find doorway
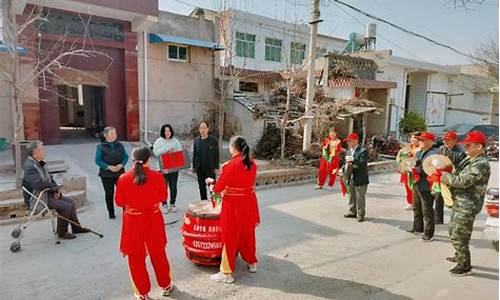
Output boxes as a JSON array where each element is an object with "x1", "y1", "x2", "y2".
[{"x1": 58, "y1": 85, "x2": 105, "y2": 142}]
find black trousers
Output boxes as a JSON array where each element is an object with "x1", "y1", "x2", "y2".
[
  {"x1": 163, "y1": 172, "x2": 179, "y2": 205},
  {"x1": 434, "y1": 193, "x2": 444, "y2": 224},
  {"x1": 100, "y1": 177, "x2": 119, "y2": 216},
  {"x1": 413, "y1": 189, "x2": 435, "y2": 237},
  {"x1": 196, "y1": 168, "x2": 216, "y2": 201},
  {"x1": 47, "y1": 196, "x2": 80, "y2": 236}
]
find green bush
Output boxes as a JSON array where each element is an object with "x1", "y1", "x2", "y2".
[{"x1": 398, "y1": 112, "x2": 427, "y2": 135}]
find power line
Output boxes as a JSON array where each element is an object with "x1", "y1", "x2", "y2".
[
  {"x1": 328, "y1": 0, "x2": 495, "y2": 64},
  {"x1": 330, "y1": 2, "x2": 426, "y2": 61}
]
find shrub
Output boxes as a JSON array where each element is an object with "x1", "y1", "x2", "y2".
[{"x1": 398, "y1": 112, "x2": 427, "y2": 136}]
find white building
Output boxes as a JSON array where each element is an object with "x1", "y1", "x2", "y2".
[
  {"x1": 190, "y1": 7, "x2": 347, "y2": 93},
  {"x1": 353, "y1": 50, "x2": 498, "y2": 134}
]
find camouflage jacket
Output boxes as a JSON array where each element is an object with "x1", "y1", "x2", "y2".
[{"x1": 441, "y1": 154, "x2": 491, "y2": 215}]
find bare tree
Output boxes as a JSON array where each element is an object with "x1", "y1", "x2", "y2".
[
  {"x1": 1, "y1": 1, "x2": 113, "y2": 185},
  {"x1": 212, "y1": 1, "x2": 245, "y2": 159},
  {"x1": 473, "y1": 38, "x2": 499, "y2": 83},
  {"x1": 445, "y1": 0, "x2": 487, "y2": 9}
]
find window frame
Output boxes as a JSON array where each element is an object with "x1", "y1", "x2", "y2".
[
  {"x1": 167, "y1": 44, "x2": 189, "y2": 62},
  {"x1": 290, "y1": 41, "x2": 306, "y2": 65},
  {"x1": 265, "y1": 37, "x2": 282, "y2": 62},
  {"x1": 235, "y1": 32, "x2": 256, "y2": 59}
]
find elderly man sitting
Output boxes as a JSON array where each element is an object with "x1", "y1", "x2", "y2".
[{"x1": 22, "y1": 141, "x2": 90, "y2": 240}]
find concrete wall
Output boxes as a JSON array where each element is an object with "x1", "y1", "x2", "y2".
[
  {"x1": 366, "y1": 89, "x2": 389, "y2": 136},
  {"x1": 139, "y1": 11, "x2": 218, "y2": 138},
  {"x1": 376, "y1": 65, "x2": 406, "y2": 132},
  {"x1": 0, "y1": 53, "x2": 39, "y2": 142},
  {"x1": 230, "y1": 100, "x2": 265, "y2": 148}
]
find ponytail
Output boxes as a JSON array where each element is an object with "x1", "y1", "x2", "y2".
[
  {"x1": 230, "y1": 136, "x2": 253, "y2": 170},
  {"x1": 132, "y1": 146, "x2": 151, "y2": 185}
]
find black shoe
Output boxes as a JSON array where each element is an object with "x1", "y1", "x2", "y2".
[
  {"x1": 446, "y1": 256, "x2": 457, "y2": 263},
  {"x1": 344, "y1": 213, "x2": 357, "y2": 218},
  {"x1": 59, "y1": 233, "x2": 77, "y2": 240},
  {"x1": 421, "y1": 235, "x2": 434, "y2": 242},
  {"x1": 406, "y1": 228, "x2": 423, "y2": 234},
  {"x1": 450, "y1": 265, "x2": 473, "y2": 276},
  {"x1": 73, "y1": 227, "x2": 91, "y2": 234},
  {"x1": 109, "y1": 212, "x2": 116, "y2": 219},
  {"x1": 357, "y1": 217, "x2": 365, "y2": 222}
]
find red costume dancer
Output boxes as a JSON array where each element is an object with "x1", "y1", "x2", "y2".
[
  {"x1": 207, "y1": 136, "x2": 260, "y2": 283},
  {"x1": 115, "y1": 147, "x2": 174, "y2": 300},
  {"x1": 396, "y1": 133, "x2": 420, "y2": 207},
  {"x1": 316, "y1": 128, "x2": 342, "y2": 189}
]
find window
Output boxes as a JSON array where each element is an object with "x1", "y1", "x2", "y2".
[
  {"x1": 265, "y1": 37, "x2": 282, "y2": 62},
  {"x1": 235, "y1": 32, "x2": 255, "y2": 58},
  {"x1": 290, "y1": 42, "x2": 306, "y2": 65},
  {"x1": 168, "y1": 45, "x2": 188, "y2": 61}
]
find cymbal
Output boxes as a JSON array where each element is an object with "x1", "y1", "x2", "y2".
[
  {"x1": 423, "y1": 154, "x2": 453, "y2": 176},
  {"x1": 397, "y1": 157, "x2": 416, "y2": 173}
]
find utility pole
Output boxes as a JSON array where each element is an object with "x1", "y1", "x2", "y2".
[{"x1": 302, "y1": 0, "x2": 320, "y2": 151}]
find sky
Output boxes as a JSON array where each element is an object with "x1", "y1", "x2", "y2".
[{"x1": 158, "y1": 0, "x2": 499, "y2": 66}]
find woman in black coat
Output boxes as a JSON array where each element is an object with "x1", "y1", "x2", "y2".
[{"x1": 95, "y1": 126, "x2": 129, "y2": 219}]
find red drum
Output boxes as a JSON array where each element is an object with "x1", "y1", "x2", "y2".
[{"x1": 181, "y1": 201, "x2": 222, "y2": 265}]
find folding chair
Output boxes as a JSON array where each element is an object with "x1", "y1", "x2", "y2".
[{"x1": 9, "y1": 187, "x2": 58, "y2": 253}]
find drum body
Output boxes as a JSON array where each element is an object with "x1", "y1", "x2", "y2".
[{"x1": 181, "y1": 201, "x2": 222, "y2": 265}]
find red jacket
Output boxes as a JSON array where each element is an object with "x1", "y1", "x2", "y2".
[
  {"x1": 213, "y1": 155, "x2": 260, "y2": 242},
  {"x1": 115, "y1": 167, "x2": 167, "y2": 256}
]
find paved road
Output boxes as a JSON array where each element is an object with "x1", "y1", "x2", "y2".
[{"x1": 0, "y1": 143, "x2": 498, "y2": 300}]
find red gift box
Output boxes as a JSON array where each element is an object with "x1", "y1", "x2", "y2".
[{"x1": 159, "y1": 150, "x2": 190, "y2": 173}]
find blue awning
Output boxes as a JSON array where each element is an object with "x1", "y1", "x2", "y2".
[
  {"x1": 0, "y1": 43, "x2": 28, "y2": 55},
  {"x1": 149, "y1": 33, "x2": 223, "y2": 50}
]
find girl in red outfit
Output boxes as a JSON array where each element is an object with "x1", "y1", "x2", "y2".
[
  {"x1": 206, "y1": 136, "x2": 260, "y2": 283},
  {"x1": 115, "y1": 146, "x2": 174, "y2": 299},
  {"x1": 315, "y1": 127, "x2": 342, "y2": 190}
]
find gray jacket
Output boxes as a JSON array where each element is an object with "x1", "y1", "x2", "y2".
[{"x1": 22, "y1": 157, "x2": 58, "y2": 204}]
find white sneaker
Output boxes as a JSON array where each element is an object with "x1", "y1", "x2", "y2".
[
  {"x1": 327, "y1": 186, "x2": 335, "y2": 191},
  {"x1": 404, "y1": 204, "x2": 413, "y2": 211},
  {"x1": 248, "y1": 263, "x2": 257, "y2": 273},
  {"x1": 134, "y1": 294, "x2": 151, "y2": 300},
  {"x1": 162, "y1": 282, "x2": 174, "y2": 296},
  {"x1": 314, "y1": 185, "x2": 323, "y2": 190},
  {"x1": 210, "y1": 272, "x2": 234, "y2": 283},
  {"x1": 169, "y1": 205, "x2": 177, "y2": 213}
]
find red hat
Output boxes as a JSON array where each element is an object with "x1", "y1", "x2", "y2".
[
  {"x1": 416, "y1": 132, "x2": 435, "y2": 141},
  {"x1": 343, "y1": 133, "x2": 359, "y2": 142},
  {"x1": 443, "y1": 131, "x2": 458, "y2": 140},
  {"x1": 458, "y1": 131, "x2": 487, "y2": 145}
]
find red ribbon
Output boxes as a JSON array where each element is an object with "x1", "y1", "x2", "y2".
[{"x1": 426, "y1": 166, "x2": 453, "y2": 190}]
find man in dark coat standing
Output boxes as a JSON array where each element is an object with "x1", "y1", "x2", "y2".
[
  {"x1": 192, "y1": 121, "x2": 220, "y2": 200},
  {"x1": 341, "y1": 133, "x2": 369, "y2": 222},
  {"x1": 408, "y1": 132, "x2": 438, "y2": 242}
]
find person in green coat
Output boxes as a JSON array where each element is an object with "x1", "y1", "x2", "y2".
[{"x1": 441, "y1": 131, "x2": 491, "y2": 276}]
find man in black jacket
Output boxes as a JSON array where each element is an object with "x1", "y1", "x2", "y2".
[
  {"x1": 341, "y1": 133, "x2": 369, "y2": 222},
  {"x1": 192, "y1": 122, "x2": 220, "y2": 200},
  {"x1": 407, "y1": 132, "x2": 438, "y2": 242},
  {"x1": 22, "y1": 141, "x2": 89, "y2": 239}
]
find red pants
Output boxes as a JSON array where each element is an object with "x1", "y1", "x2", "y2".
[
  {"x1": 220, "y1": 228, "x2": 257, "y2": 274},
  {"x1": 400, "y1": 173, "x2": 413, "y2": 205},
  {"x1": 318, "y1": 158, "x2": 337, "y2": 187},
  {"x1": 127, "y1": 244, "x2": 172, "y2": 296}
]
